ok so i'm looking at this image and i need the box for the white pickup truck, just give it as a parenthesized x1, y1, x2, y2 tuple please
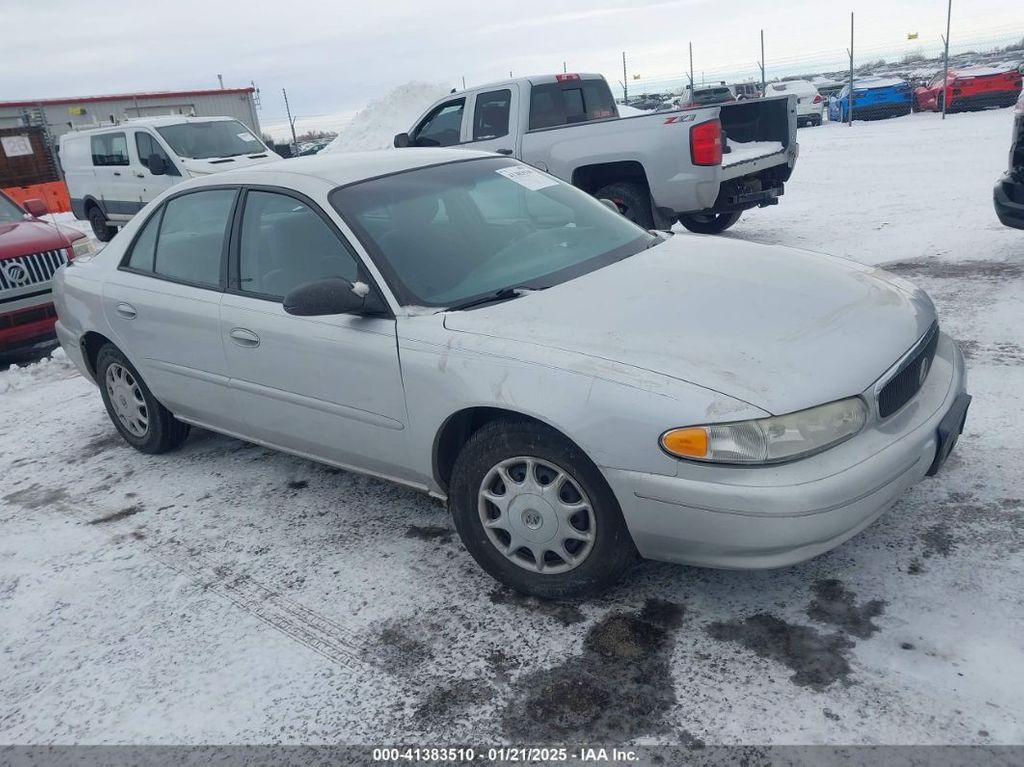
(395, 73, 799, 233)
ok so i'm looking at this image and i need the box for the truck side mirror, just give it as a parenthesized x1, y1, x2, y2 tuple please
(22, 198, 48, 218)
(393, 133, 411, 148)
(148, 154, 168, 176)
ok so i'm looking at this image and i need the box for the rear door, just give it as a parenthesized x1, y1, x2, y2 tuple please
(219, 187, 410, 478)
(89, 131, 139, 222)
(465, 87, 519, 156)
(103, 187, 238, 425)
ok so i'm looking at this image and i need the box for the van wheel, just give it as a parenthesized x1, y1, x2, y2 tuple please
(594, 182, 655, 230)
(96, 344, 190, 454)
(449, 419, 636, 599)
(678, 211, 742, 234)
(88, 205, 117, 242)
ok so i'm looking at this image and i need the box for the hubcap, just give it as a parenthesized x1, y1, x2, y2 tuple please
(478, 456, 596, 575)
(105, 363, 149, 438)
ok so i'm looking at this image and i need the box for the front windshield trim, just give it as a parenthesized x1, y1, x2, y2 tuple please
(328, 156, 657, 309)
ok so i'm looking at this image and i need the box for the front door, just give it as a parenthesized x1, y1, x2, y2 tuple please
(132, 130, 179, 206)
(102, 187, 238, 424)
(219, 188, 410, 479)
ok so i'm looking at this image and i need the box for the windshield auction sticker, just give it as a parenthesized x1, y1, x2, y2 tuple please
(495, 166, 558, 191)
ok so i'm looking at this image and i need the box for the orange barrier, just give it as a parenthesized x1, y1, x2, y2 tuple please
(2, 181, 72, 214)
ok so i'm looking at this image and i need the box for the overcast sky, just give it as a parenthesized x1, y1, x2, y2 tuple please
(3, 0, 1021, 136)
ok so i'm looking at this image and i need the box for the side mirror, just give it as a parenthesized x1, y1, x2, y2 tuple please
(22, 198, 48, 218)
(148, 154, 168, 176)
(393, 132, 411, 148)
(283, 277, 371, 317)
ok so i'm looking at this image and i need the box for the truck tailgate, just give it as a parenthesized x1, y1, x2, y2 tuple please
(718, 95, 796, 179)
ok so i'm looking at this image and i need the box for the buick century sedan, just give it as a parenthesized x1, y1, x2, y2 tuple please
(53, 149, 970, 597)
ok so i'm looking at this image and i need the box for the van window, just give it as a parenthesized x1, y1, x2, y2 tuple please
(529, 80, 617, 130)
(472, 90, 511, 141)
(91, 133, 129, 166)
(412, 100, 465, 147)
(135, 132, 173, 171)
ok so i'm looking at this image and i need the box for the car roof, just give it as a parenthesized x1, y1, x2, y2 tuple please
(211, 148, 498, 187)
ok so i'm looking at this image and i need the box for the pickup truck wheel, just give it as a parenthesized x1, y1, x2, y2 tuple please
(594, 182, 655, 230)
(449, 419, 636, 599)
(87, 205, 117, 242)
(96, 344, 190, 454)
(678, 211, 742, 234)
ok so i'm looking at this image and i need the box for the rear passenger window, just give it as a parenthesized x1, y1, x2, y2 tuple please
(472, 90, 511, 140)
(126, 208, 162, 272)
(529, 81, 617, 130)
(91, 133, 129, 166)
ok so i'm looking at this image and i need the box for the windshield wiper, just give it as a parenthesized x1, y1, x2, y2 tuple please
(446, 286, 542, 312)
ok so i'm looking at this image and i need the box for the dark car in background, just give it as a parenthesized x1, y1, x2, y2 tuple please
(994, 91, 1024, 229)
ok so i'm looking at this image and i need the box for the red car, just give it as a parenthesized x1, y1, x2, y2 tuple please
(915, 66, 1023, 113)
(1, 191, 93, 353)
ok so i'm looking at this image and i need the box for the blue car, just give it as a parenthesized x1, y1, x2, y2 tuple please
(829, 78, 913, 121)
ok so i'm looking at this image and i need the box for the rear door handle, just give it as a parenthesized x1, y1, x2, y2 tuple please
(115, 302, 137, 320)
(113, 171, 121, 176)
(229, 328, 260, 348)
(496, 148, 513, 155)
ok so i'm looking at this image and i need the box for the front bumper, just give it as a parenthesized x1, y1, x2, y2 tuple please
(994, 174, 1024, 230)
(604, 332, 967, 569)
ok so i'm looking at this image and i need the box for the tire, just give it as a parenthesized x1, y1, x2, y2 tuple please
(87, 205, 117, 242)
(96, 344, 190, 454)
(449, 419, 637, 599)
(593, 181, 655, 230)
(678, 210, 742, 235)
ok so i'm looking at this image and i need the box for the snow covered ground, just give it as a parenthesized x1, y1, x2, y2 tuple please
(2, 105, 1023, 748)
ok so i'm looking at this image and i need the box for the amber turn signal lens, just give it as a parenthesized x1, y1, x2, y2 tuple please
(661, 427, 709, 458)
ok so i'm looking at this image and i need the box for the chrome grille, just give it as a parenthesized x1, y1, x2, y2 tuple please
(877, 322, 940, 418)
(0, 249, 68, 292)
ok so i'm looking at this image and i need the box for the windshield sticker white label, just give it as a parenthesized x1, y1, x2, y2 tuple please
(495, 166, 558, 190)
(1, 135, 33, 157)
(237, 132, 256, 142)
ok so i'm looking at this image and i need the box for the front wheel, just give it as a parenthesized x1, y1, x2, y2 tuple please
(96, 344, 190, 454)
(449, 419, 637, 599)
(593, 181, 655, 230)
(88, 206, 117, 242)
(678, 211, 742, 234)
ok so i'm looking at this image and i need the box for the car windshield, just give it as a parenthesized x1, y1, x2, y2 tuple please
(156, 120, 266, 160)
(0, 193, 24, 222)
(330, 157, 656, 308)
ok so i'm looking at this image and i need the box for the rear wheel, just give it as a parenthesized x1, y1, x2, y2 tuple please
(594, 181, 655, 230)
(449, 419, 636, 599)
(87, 205, 117, 242)
(678, 210, 742, 234)
(96, 344, 190, 454)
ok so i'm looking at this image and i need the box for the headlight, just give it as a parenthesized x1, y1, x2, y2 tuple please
(661, 397, 868, 465)
(69, 238, 96, 260)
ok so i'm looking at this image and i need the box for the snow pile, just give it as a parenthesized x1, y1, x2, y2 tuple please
(617, 104, 645, 117)
(1, 346, 77, 394)
(322, 82, 452, 153)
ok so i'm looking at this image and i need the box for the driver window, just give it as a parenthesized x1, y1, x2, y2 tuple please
(413, 99, 465, 147)
(239, 191, 359, 299)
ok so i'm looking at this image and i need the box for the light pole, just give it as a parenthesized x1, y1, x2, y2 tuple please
(942, 0, 952, 120)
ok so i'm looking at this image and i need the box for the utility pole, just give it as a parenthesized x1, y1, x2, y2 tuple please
(688, 42, 694, 92)
(282, 88, 298, 156)
(942, 0, 952, 120)
(461, 76, 466, 90)
(622, 52, 628, 102)
(847, 12, 855, 126)
(563, 61, 567, 74)
(759, 30, 766, 95)
(217, 74, 224, 89)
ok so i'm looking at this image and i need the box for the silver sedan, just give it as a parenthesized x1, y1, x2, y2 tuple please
(53, 149, 970, 598)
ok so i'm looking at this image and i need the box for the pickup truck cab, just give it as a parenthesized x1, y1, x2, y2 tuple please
(60, 116, 280, 242)
(395, 73, 799, 234)
(1, 192, 92, 353)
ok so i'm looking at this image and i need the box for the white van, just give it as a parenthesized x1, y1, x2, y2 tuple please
(60, 116, 281, 241)
(763, 80, 824, 127)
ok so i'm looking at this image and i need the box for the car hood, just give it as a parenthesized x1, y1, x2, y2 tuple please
(0, 219, 76, 260)
(180, 152, 281, 176)
(443, 236, 936, 415)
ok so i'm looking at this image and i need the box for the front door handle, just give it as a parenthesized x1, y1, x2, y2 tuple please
(113, 171, 121, 176)
(115, 302, 137, 320)
(496, 148, 513, 155)
(229, 328, 260, 348)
